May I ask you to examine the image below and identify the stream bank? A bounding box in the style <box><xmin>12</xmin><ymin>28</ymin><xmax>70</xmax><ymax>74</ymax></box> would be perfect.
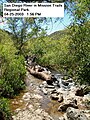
<box><xmin>10</xmin><ymin>65</ymin><xmax>90</xmax><ymax>120</ymax></box>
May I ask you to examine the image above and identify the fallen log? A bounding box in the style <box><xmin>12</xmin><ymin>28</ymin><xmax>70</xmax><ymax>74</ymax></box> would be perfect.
<box><xmin>27</xmin><ymin>67</ymin><xmax>53</xmax><ymax>82</ymax></box>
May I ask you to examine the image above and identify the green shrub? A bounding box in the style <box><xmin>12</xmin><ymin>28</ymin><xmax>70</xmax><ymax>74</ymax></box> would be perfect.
<box><xmin>69</xmin><ymin>21</ymin><xmax>90</xmax><ymax>85</ymax></box>
<box><xmin>0</xmin><ymin>98</ymin><xmax>12</xmax><ymax>120</ymax></box>
<box><xmin>0</xmin><ymin>29</ymin><xmax>26</xmax><ymax>97</ymax></box>
<box><xmin>0</xmin><ymin>55</ymin><xmax>26</xmax><ymax>97</ymax></box>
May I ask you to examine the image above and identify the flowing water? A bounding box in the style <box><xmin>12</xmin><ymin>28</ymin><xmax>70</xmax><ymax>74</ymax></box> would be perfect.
<box><xmin>9</xmin><ymin>72</ymin><xmax>65</xmax><ymax>120</ymax></box>
<box><xmin>9</xmin><ymin>71</ymin><xmax>90</xmax><ymax>120</ymax></box>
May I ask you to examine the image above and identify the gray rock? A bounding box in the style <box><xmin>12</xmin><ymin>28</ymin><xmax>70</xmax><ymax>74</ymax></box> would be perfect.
<box><xmin>45</xmin><ymin>85</ymin><xmax>55</xmax><ymax>89</ymax></box>
<box><xmin>50</xmin><ymin>89</ymin><xmax>57</xmax><ymax>94</ymax></box>
<box><xmin>42</xmin><ymin>88</ymin><xmax>48</xmax><ymax>95</ymax></box>
<box><xmin>58</xmin><ymin>95</ymin><xmax>63</xmax><ymax>103</ymax></box>
<box><xmin>56</xmin><ymin>88</ymin><xmax>66</xmax><ymax>94</ymax></box>
<box><xmin>58</xmin><ymin>99</ymin><xmax>78</xmax><ymax>112</ymax></box>
<box><xmin>22</xmin><ymin>92</ymin><xmax>31</xmax><ymax>101</ymax></box>
<box><xmin>62</xmin><ymin>80</ymin><xmax>69</xmax><ymax>86</ymax></box>
<box><xmin>39</xmin><ymin>84</ymin><xmax>44</xmax><ymax>88</ymax></box>
<box><xmin>59</xmin><ymin>116</ymin><xmax>65</xmax><ymax>120</ymax></box>
<box><xmin>68</xmin><ymin>82</ymin><xmax>75</xmax><ymax>88</ymax></box>
<box><xmin>66</xmin><ymin>78</ymin><xmax>73</xmax><ymax>83</ymax></box>
<box><xmin>45</xmin><ymin>88</ymin><xmax>56</xmax><ymax>94</ymax></box>
<box><xmin>50</xmin><ymin>93</ymin><xmax>59</xmax><ymax>100</ymax></box>
<box><xmin>66</xmin><ymin>107</ymin><xmax>88</xmax><ymax>120</ymax></box>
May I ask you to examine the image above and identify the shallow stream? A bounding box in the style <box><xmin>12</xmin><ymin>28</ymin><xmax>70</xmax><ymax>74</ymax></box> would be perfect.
<box><xmin>9</xmin><ymin>72</ymin><xmax>65</xmax><ymax>120</ymax></box>
<box><xmin>9</xmin><ymin>71</ymin><xmax>90</xmax><ymax>120</ymax></box>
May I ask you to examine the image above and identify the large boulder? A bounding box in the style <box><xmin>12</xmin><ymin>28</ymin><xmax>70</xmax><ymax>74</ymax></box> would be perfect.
<box><xmin>66</xmin><ymin>107</ymin><xmax>88</xmax><ymax>120</ymax></box>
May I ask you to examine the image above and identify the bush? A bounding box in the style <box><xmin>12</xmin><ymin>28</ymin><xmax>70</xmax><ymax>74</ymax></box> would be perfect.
<box><xmin>0</xmin><ymin>55</ymin><xmax>26</xmax><ymax>97</ymax></box>
<box><xmin>0</xmin><ymin>98</ymin><xmax>12</xmax><ymax>120</ymax></box>
<box><xmin>69</xmin><ymin>21</ymin><xmax>90</xmax><ymax>85</ymax></box>
<box><xmin>0</xmin><ymin>29</ymin><xmax>26</xmax><ymax>97</ymax></box>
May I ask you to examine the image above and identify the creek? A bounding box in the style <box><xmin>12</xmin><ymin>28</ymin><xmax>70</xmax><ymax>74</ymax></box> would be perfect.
<box><xmin>10</xmin><ymin>72</ymin><xmax>64</xmax><ymax>120</ymax></box>
<box><xmin>9</xmin><ymin>70</ymin><xmax>90</xmax><ymax>120</ymax></box>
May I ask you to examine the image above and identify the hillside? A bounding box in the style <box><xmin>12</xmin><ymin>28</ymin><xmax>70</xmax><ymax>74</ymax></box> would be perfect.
<box><xmin>48</xmin><ymin>29</ymin><xmax>69</xmax><ymax>40</ymax></box>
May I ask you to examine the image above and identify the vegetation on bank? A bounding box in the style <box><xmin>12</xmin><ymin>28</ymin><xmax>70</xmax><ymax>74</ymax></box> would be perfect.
<box><xmin>0</xmin><ymin>0</ymin><xmax>90</xmax><ymax>119</ymax></box>
<box><xmin>0</xmin><ymin>29</ymin><xmax>26</xmax><ymax>119</ymax></box>
<box><xmin>0</xmin><ymin>22</ymin><xmax>89</xmax><ymax>119</ymax></box>
<box><xmin>0</xmin><ymin>98</ymin><xmax>12</xmax><ymax>120</ymax></box>
<box><xmin>26</xmin><ymin>22</ymin><xmax>90</xmax><ymax>85</ymax></box>
<box><xmin>0</xmin><ymin>29</ymin><xmax>26</xmax><ymax>98</ymax></box>
<box><xmin>26</xmin><ymin>29</ymin><xmax>72</xmax><ymax>72</ymax></box>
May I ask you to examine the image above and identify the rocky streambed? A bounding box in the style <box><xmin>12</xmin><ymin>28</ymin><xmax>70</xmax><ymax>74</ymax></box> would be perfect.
<box><xmin>10</xmin><ymin>65</ymin><xmax>90</xmax><ymax>120</ymax></box>
<box><xmin>10</xmin><ymin>72</ymin><xmax>54</xmax><ymax>120</ymax></box>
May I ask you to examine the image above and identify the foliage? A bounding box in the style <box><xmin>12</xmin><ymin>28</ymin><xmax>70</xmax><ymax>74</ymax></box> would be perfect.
<box><xmin>0</xmin><ymin>29</ymin><xmax>26</xmax><ymax>97</ymax></box>
<box><xmin>0</xmin><ymin>0</ymin><xmax>89</xmax><ymax>86</ymax></box>
<box><xmin>26</xmin><ymin>29</ymin><xmax>73</xmax><ymax>74</ymax></box>
<box><xmin>7</xmin><ymin>18</ymin><xmax>30</xmax><ymax>54</ymax></box>
<box><xmin>7</xmin><ymin>17</ymin><xmax>48</xmax><ymax>55</ymax></box>
<box><xmin>26</xmin><ymin>16</ymin><xmax>90</xmax><ymax>85</ymax></box>
<box><xmin>69</xmin><ymin>21</ymin><xmax>90</xmax><ymax>84</ymax></box>
<box><xmin>69</xmin><ymin>0</ymin><xmax>90</xmax><ymax>84</ymax></box>
<box><xmin>48</xmin><ymin>29</ymin><xmax>69</xmax><ymax>40</ymax></box>
<box><xmin>0</xmin><ymin>98</ymin><xmax>12</xmax><ymax>120</ymax></box>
